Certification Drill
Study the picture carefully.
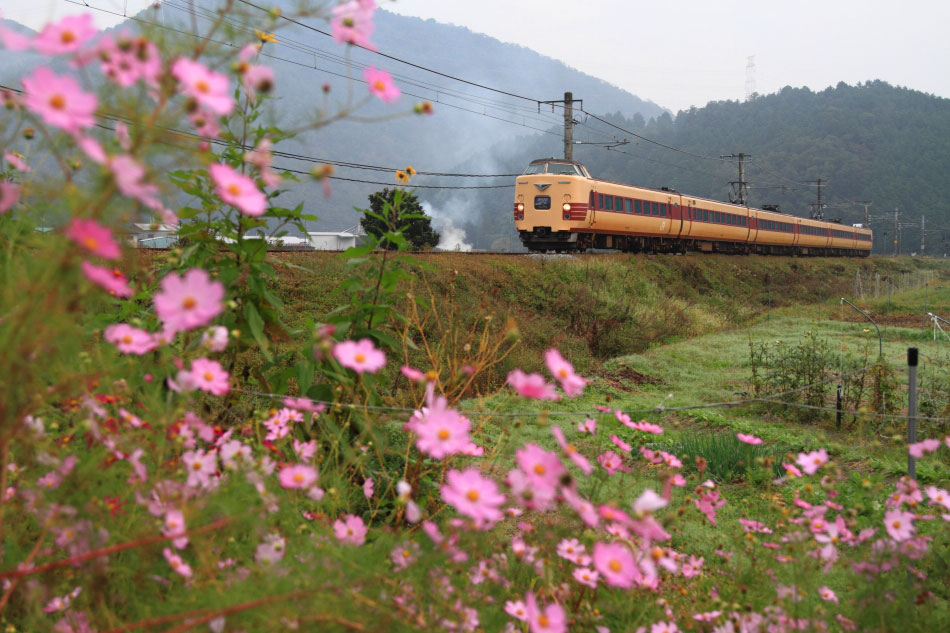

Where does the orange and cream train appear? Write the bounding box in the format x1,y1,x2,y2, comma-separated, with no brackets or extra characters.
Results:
513,158,871,256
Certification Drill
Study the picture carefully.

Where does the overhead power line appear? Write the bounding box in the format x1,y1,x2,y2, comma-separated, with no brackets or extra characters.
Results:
0,82,517,189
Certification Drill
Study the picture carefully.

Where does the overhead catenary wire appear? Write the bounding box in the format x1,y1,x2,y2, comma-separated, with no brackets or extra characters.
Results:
0,82,518,188
63,0,822,190
59,0,566,138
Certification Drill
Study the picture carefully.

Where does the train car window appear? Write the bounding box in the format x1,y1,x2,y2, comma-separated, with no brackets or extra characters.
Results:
634,200,642,214
605,196,613,211
616,196,624,211
522,163,545,175
597,194,603,209
660,203,667,217
703,210,709,222
626,199,633,213
651,202,659,216
549,164,578,175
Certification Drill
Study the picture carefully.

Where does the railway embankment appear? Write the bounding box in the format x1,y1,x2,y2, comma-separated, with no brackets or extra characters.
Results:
255,252,950,383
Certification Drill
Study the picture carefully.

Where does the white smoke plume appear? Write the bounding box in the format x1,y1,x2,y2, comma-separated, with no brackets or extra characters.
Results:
421,201,474,251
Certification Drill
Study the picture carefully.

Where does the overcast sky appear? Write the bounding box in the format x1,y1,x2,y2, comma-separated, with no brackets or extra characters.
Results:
4,0,949,113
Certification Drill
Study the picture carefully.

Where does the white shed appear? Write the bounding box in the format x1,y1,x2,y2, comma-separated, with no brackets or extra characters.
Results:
307,232,359,251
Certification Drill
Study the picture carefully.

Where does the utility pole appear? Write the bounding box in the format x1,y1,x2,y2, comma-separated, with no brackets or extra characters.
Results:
806,179,825,219
563,91,574,161
721,153,749,205
541,92,582,162
921,215,925,254
857,200,871,227
894,208,900,256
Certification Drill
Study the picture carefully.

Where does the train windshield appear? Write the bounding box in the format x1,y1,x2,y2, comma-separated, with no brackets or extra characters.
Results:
522,162,590,177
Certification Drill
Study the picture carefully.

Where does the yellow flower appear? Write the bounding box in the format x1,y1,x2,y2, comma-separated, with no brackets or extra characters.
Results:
395,170,409,184
255,29,277,43
405,166,417,176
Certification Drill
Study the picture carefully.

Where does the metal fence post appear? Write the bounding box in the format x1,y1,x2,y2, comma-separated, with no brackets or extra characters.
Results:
907,347,918,481
836,385,843,430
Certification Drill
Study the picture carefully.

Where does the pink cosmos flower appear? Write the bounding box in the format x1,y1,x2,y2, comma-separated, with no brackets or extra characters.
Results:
293,439,318,461
505,600,528,622
578,418,596,434
610,435,632,453
693,611,721,622
884,508,915,541
208,163,267,216
153,268,225,333
333,514,367,545
551,426,593,475
171,57,233,115
201,326,229,352
400,365,426,382
364,66,400,103
92,32,162,88
681,555,704,578
81,261,133,298
390,541,419,570
67,218,120,260
115,122,132,151
925,486,950,510
693,490,726,525
104,323,154,355
795,448,828,475
242,63,275,102
163,547,193,578
111,154,163,209
650,622,680,633
4,151,29,171
736,433,762,445
557,538,587,562
189,357,229,396
331,0,377,50
573,566,599,587
632,489,668,516
21,67,97,133
593,542,638,589
255,533,286,564
163,509,188,549
597,450,629,475
524,591,567,633
0,182,21,214
363,477,374,499
909,438,941,458
278,464,318,490
181,449,216,488
506,369,559,401
33,14,96,55
243,138,281,188
407,384,471,459
0,13,31,51
782,462,803,478
545,348,588,397
818,586,838,603
333,338,387,374
515,443,566,491
440,468,505,527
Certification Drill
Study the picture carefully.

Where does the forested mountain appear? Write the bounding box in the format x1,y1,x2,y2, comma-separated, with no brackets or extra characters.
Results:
443,81,950,254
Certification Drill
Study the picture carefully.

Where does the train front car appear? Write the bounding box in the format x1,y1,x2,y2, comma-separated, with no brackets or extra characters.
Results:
514,159,593,252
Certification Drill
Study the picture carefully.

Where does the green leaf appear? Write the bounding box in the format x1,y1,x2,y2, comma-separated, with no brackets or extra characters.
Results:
244,302,272,361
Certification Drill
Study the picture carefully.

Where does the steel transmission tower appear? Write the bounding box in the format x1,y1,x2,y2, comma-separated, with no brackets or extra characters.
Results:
745,56,757,101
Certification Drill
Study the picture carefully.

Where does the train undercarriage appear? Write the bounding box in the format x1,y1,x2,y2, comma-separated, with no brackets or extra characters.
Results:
519,229,870,257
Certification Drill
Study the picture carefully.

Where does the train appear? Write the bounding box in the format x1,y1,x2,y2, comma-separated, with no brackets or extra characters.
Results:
513,158,872,256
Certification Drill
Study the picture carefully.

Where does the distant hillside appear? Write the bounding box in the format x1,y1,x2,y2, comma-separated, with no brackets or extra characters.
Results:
0,5,663,237
443,81,950,253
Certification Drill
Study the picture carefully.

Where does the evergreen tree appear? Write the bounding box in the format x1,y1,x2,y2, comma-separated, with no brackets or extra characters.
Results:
360,188,441,251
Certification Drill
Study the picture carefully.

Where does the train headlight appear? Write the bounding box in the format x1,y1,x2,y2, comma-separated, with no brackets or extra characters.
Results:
562,203,572,212
516,203,524,212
